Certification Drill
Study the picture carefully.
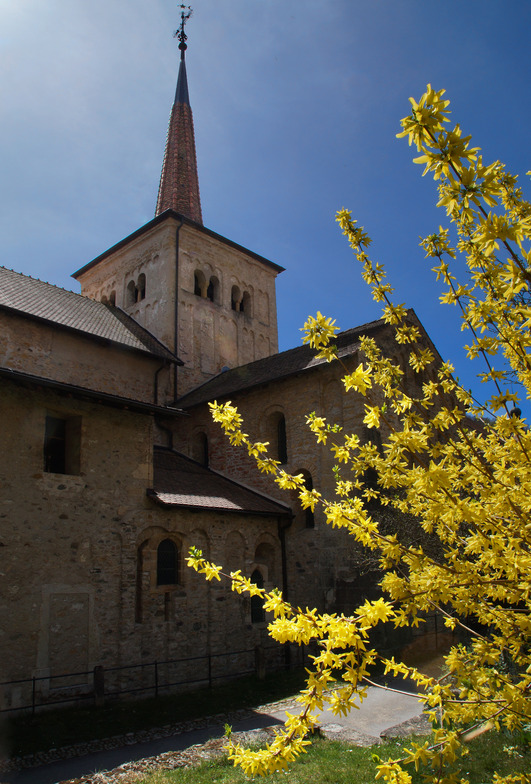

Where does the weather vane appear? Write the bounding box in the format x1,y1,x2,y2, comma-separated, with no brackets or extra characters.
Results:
174,5,193,54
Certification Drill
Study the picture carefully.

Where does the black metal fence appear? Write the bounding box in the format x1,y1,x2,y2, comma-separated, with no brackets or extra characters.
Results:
1,614,452,717
0,643,298,716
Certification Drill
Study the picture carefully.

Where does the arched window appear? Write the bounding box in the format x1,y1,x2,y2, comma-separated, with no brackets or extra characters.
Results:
137,273,146,301
250,569,265,624
207,276,219,303
241,291,251,316
109,290,116,306
156,539,179,586
231,285,242,311
194,270,206,297
126,280,137,306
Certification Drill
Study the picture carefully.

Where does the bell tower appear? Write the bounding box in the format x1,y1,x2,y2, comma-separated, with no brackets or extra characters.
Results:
73,6,282,399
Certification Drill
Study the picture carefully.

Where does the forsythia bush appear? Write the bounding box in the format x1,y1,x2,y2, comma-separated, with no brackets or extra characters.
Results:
188,86,531,783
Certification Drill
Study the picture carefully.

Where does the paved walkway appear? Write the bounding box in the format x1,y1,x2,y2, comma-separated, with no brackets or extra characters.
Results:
1,682,430,784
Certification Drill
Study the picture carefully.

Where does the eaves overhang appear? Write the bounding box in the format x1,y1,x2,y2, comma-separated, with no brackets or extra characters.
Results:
72,210,285,279
0,366,185,417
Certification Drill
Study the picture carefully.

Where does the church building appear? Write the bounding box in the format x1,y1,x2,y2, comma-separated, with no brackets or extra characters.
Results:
0,17,441,711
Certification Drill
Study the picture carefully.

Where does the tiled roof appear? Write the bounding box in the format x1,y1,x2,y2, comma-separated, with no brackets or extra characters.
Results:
177,316,390,409
155,52,203,222
149,448,291,516
0,266,177,361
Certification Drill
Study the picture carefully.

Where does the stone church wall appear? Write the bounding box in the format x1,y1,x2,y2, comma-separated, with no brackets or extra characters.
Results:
0,309,171,405
74,219,178,356
172,323,433,616
0,378,282,710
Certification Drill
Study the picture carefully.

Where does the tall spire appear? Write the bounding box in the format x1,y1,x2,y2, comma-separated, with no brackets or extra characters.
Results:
155,6,203,224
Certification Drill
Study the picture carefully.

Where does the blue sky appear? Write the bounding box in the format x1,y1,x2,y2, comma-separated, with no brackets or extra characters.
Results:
1,0,530,412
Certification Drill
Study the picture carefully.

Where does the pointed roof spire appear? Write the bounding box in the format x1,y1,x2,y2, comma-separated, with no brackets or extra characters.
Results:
155,6,203,224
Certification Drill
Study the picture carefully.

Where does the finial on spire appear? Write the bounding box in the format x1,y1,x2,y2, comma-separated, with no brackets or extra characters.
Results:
174,5,193,59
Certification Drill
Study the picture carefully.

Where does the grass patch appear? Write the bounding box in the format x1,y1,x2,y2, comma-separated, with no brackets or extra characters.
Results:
4,668,308,759
136,732,531,784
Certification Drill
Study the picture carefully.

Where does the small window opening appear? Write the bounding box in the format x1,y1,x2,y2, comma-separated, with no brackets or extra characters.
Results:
194,270,207,298
126,280,137,306
137,274,146,301
157,538,179,586
43,415,81,475
241,291,251,315
109,290,116,306
207,276,219,303
231,285,242,312
44,416,66,473
250,569,265,624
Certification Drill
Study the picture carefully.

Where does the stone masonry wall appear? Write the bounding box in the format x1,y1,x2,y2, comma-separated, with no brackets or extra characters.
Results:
0,379,282,710
172,323,432,615
176,224,280,395
74,216,281,400
0,310,171,405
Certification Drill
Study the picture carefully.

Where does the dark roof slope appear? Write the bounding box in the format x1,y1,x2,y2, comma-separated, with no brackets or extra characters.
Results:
0,266,177,361
149,448,291,516
177,316,391,409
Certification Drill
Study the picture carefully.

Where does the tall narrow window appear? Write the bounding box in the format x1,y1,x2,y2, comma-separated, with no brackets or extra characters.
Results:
157,539,179,586
302,471,315,528
277,415,288,464
135,540,149,623
250,569,265,624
